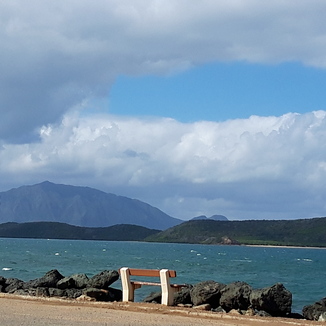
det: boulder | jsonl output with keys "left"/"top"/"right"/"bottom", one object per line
{"left": 174, "top": 285, "right": 193, "bottom": 305}
{"left": 64, "top": 288, "right": 83, "bottom": 299}
{"left": 57, "top": 276, "right": 75, "bottom": 290}
{"left": 0, "top": 276, "right": 6, "bottom": 285}
{"left": 143, "top": 291, "right": 161, "bottom": 304}
{"left": 36, "top": 287, "right": 49, "bottom": 297}
{"left": 48, "top": 288, "right": 65, "bottom": 297}
{"left": 255, "top": 310, "right": 272, "bottom": 317}
{"left": 190, "top": 280, "right": 226, "bottom": 308}
{"left": 107, "top": 287, "right": 122, "bottom": 302}
{"left": 57, "top": 273, "right": 89, "bottom": 290}
{"left": 250, "top": 283, "right": 292, "bottom": 316}
{"left": 76, "top": 294, "right": 96, "bottom": 301}
{"left": 24, "top": 269, "right": 64, "bottom": 288}
{"left": 83, "top": 288, "right": 110, "bottom": 301}
{"left": 82, "top": 287, "right": 121, "bottom": 302}
{"left": 71, "top": 273, "right": 89, "bottom": 289}
{"left": 4, "top": 278, "right": 24, "bottom": 293}
{"left": 302, "top": 298, "right": 326, "bottom": 321}
{"left": 220, "top": 281, "right": 252, "bottom": 312}
{"left": 87, "top": 270, "right": 119, "bottom": 289}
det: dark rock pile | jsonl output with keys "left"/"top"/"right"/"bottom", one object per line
{"left": 0, "top": 269, "right": 121, "bottom": 302}
{"left": 144, "top": 280, "right": 296, "bottom": 318}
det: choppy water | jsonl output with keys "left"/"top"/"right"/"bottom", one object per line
{"left": 0, "top": 238, "right": 325, "bottom": 312}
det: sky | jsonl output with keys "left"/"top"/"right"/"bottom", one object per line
{"left": 1, "top": 0, "right": 326, "bottom": 221}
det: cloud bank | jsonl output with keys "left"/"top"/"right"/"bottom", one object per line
{"left": 1, "top": 1, "right": 326, "bottom": 141}
{"left": 2, "top": 1, "right": 326, "bottom": 220}
{"left": 1, "top": 111, "right": 326, "bottom": 220}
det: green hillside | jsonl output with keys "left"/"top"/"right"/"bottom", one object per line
{"left": 0, "top": 222, "right": 160, "bottom": 241}
{"left": 145, "top": 218, "right": 326, "bottom": 247}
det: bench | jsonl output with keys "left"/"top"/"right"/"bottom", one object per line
{"left": 119, "top": 267, "right": 185, "bottom": 306}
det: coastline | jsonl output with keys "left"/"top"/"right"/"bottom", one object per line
{"left": 0, "top": 294, "right": 323, "bottom": 326}
{"left": 244, "top": 244, "right": 326, "bottom": 250}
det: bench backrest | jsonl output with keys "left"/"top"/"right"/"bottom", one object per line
{"left": 122, "top": 268, "right": 176, "bottom": 278}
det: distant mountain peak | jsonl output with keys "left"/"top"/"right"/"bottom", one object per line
{"left": 191, "top": 214, "right": 228, "bottom": 221}
{"left": 0, "top": 181, "right": 182, "bottom": 230}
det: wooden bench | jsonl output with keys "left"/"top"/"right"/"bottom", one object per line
{"left": 119, "top": 267, "right": 185, "bottom": 306}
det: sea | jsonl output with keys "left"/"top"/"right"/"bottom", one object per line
{"left": 0, "top": 238, "right": 325, "bottom": 313}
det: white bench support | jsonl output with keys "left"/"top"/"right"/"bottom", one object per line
{"left": 160, "top": 268, "right": 174, "bottom": 306}
{"left": 120, "top": 267, "right": 135, "bottom": 302}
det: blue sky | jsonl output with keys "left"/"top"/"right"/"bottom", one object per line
{"left": 108, "top": 62, "right": 326, "bottom": 122}
{"left": 1, "top": 1, "right": 326, "bottom": 222}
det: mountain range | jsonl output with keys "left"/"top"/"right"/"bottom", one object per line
{"left": 0, "top": 181, "right": 182, "bottom": 230}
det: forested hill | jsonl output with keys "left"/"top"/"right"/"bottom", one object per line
{"left": 0, "top": 222, "right": 160, "bottom": 241}
{"left": 145, "top": 217, "right": 326, "bottom": 247}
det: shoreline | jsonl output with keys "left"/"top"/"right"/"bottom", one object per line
{"left": 243, "top": 244, "right": 326, "bottom": 250}
{"left": 0, "top": 294, "right": 323, "bottom": 326}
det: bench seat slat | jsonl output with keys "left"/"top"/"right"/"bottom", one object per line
{"left": 132, "top": 281, "right": 161, "bottom": 286}
{"left": 128, "top": 268, "right": 176, "bottom": 278}
{"left": 131, "top": 281, "right": 186, "bottom": 288}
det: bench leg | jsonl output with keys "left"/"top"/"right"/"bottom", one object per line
{"left": 160, "top": 269, "right": 174, "bottom": 306}
{"left": 120, "top": 267, "right": 135, "bottom": 302}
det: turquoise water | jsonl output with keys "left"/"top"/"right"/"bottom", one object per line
{"left": 0, "top": 238, "right": 325, "bottom": 312}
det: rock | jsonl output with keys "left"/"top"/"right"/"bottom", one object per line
{"left": 87, "top": 270, "right": 119, "bottom": 289}
{"left": 0, "top": 276, "right": 6, "bottom": 285}
{"left": 76, "top": 294, "right": 96, "bottom": 301}
{"left": 4, "top": 278, "right": 24, "bottom": 293}
{"left": 220, "top": 236, "right": 240, "bottom": 245}
{"left": 64, "top": 288, "right": 83, "bottom": 299}
{"left": 190, "top": 280, "right": 226, "bottom": 308}
{"left": 143, "top": 291, "right": 161, "bottom": 304}
{"left": 302, "top": 297, "right": 326, "bottom": 321}
{"left": 192, "top": 303, "right": 211, "bottom": 311}
{"left": 228, "top": 309, "right": 242, "bottom": 315}
{"left": 24, "top": 269, "right": 64, "bottom": 288}
{"left": 57, "top": 276, "right": 75, "bottom": 290}
{"left": 48, "top": 288, "right": 65, "bottom": 297}
{"left": 36, "top": 287, "right": 49, "bottom": 297}
{"left": 83, "top": 288, "right": 110, "bottom": 301}
{"left": 57, "top": 273, "right": 89, "bottom": 290}
{"left": 244, "top": 308, "right": 255, "bottom": 316}
{"left": 71, "top": 273, "right": 89, "bottom": 289}
{"left": 212, "top": 306, "right": 226, "bottom": 313}
{"left": 174, "top": 285, "right": 193, "bottom": 305}
{"left": 250, "top": 283, "right": 292, "bottom": 317}
{"left": 319, "top": 312, "right": 326, "bottom": 322}
{"left": 255, "top": 310, "right": 272, "bottom": 317}
{"left": 82, "top": 287, "right": 121, "bottom": 302}
{"left": 107, "top": 287, "right": 122, "bottom": 302}
{"left": 220, "top": 281, "right": 252, "bottom": 312}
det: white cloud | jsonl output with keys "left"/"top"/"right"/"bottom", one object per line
{"left": 1, "top": 0, "right": 326, "bottom": 141}
{"left": 1, "top": 110, "right": 326, "bottom": 220}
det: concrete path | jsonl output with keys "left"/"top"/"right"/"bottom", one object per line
{"left": 0, "top": 295, "right": 321, "bottom": 326}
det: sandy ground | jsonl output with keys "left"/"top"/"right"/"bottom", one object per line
{"left": 0, "top": 294, "right": 323, "bottom": 326}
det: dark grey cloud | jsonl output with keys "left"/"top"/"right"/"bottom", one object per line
{"left": 1, "top": 1, "right": 326, "bottom": 142}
